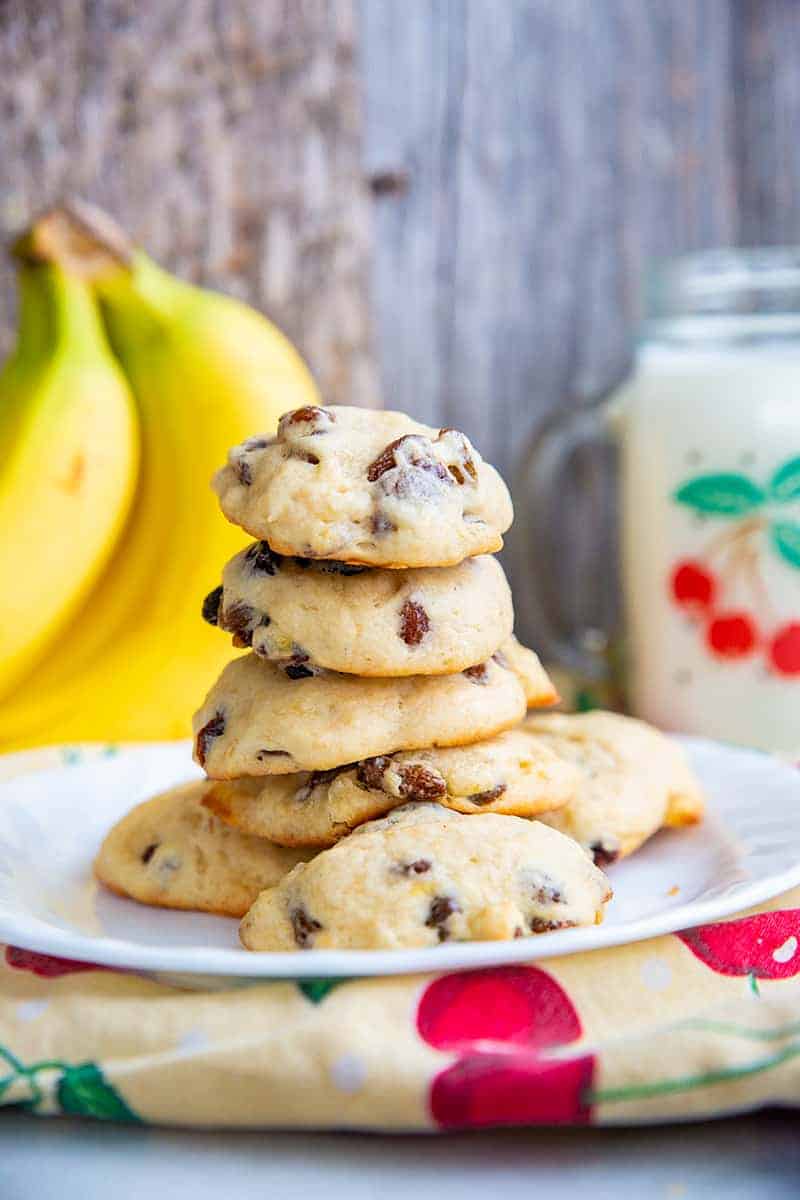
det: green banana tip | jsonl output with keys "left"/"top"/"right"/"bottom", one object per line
{"left": 10, "top": 200, "right": 134, "bottom": 278}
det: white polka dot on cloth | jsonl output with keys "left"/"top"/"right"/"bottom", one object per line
{"left": 15, "top": 999, "right": 49, "bottom": 1022}
{"left": 640, "top": 958, "right": 672, "bottom": 992}
{"left": 330, "top": 1053, "right": 367, "bottom": 1093}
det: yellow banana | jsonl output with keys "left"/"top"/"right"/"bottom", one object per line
{"left": 0, "top": 253, "right": 139, "bottom": 700}
{"left": 0, "top": 203, "right": 319, "bottom": 747}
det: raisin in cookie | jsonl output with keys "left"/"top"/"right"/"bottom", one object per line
{"left": 204, "top": 729, "right": 581, "bottom": 847}
{"left": 193, "top": 637, "right": 557, "bottom": 778}
{"left": 239, "top": 803, "right": 612, "bottom": 951}
{"left": 204, "top": 547, "right": 514, "bottom": 676}
{"left": 94, "top": 781, "right": 313, "bottom": 917}
{"left": 212, "top": 406, "right": 513, "bottom": 568}
{"left": 523, "top": 710, "right": 705, "bottom": 865}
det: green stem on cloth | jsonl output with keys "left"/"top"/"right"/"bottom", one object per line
{"left": 588, "top": 1039, "right": 800, "bottom": 1105}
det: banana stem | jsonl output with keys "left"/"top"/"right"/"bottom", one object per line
{"left": 10, "top": 201, "right": 185, "bottom": 349}
{"left": 11, "top": 200, "right": 132, "bottom": 281}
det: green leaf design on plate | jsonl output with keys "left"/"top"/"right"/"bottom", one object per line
{"left": 771, "top": 521, "right": 800, "bottom": 569}
{"left": 297, "top": 978, "right": 347, "bottom": 1005}
{"left": 770, "top": 456, "right": 800, "bottom": 502}
{"left": 56, "top": 1063, "right": 141, "bottom": 1123}
{"left": 674, "top": 473, "right": 765, "bottom": 515}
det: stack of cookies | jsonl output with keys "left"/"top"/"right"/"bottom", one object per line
{"left": 96, "top": 405, "right": 704, "bottom": 951}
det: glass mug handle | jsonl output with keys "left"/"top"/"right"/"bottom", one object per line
{"left": 514, "top": 384, "right": 626, "bottom": 684}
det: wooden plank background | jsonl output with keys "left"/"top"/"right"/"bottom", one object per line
{"left": 1, "top": 0, "right": 800, "bottom": 639}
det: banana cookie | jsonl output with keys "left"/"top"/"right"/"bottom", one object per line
{"left": 94, "top": 781, "right": 313, "bottom": 917}
{"left": 193, "top": 638, "right": 557, "bottom": 778}
{"left": 212, "top": 405, "right": 513, "bottom": 568}
{"left": 203, "top": 548, "right": 514, "bottom": 676}
{"left": 523, "top": 710, "right": 705, "bottom": 865}
{"left": 204, "top": 729, "right": 581, "bottom": 847}
{"left": 239, "top": 803, "right": 612, "bottom": 951}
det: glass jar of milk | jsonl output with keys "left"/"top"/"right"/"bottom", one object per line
{"left": 516, "top": 248, "right": 800, "bottom": 753}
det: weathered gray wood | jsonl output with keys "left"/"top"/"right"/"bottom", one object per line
{"left": 362, "top": 0, "right": 738, "bottom": 475}
{"left": 0, "top": 0, "right": 376, "bottom": 404}
{"left": 734, "top": 0, "right": 800, "bottom": 244}
{"left": 362, "top": 0, "right": 741, "bottom": 636}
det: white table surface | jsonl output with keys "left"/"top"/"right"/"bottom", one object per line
{"left": 1, "top": 1111, "right": 798, "bottom": 1200}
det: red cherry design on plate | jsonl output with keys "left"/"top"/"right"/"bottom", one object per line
{"left": 5, "top": 946, "right": 105, "bottom": 978}
{"left": 677, "top": 910, "right": 800, "bottom": 980}
{"left": 769, "top": 623, "right": 800, "bottom": 676}
{"left": 706, "top": 611, "right": 758, "bottom": 658}
{"left": 417, "top": 967, "right": 594, "bottom": 1129}
{"left": 671, "top": 560, "right": 716, "bottom": 611}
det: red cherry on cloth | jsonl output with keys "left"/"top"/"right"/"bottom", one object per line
{"left": 418, "top": 967, "right": 594, "bottom": 1130}
{"left": 5, "top": 946, "right": 105, "bottom": 978}
{"left": 430, "top": 1049, "right": 594, "bottom": 1130}
{"left": 671, "top": 560, "right": 716, "bottom": 610}
{"left": 417, "top": 965, "right": 582, "bottom": 1053}
{"left": 769, "top": 623, "right": 800, "bottom": 676}
{"left": 678, "top": 910, "right": 800, "bottom": 980}
{"left": 706, "top": 612, "right": 757, "bottom": 658}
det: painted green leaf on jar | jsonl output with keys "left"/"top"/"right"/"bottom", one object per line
{"left": 771, "top": 521, "right": 800, "bottom": 570}
{"left": 674, "top": 473, "right": 765, "bottom": 516}
{"left": 769, "top": 457, "right": 800, "bottom": 503}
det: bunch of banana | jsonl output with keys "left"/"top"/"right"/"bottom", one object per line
{"left": 0, "top": 202, "right": 320, "bottom": 748}
{"left": 0, "top": 247, "right": 139, "bottom": 701}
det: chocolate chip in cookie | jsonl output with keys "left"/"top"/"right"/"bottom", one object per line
{"left": 245, "top": 541, "right": 283, "bottom": 575}
{"left": 399, "top": 599, "right": 430, "bottom": 646}
{"left": 281, "top": 405, "right": 335, "bottom": 431}
{"left": 201, "top": 585, "right": 223, "bottom": 626}
{"left": 467, "top": 783, "right": 507, "bottom": 806}
{"left": 425, "top": 895, "right": 461, "bottom": 942}
{"left": 195, "top": 711, "right": 225, "bottom": 768}
{"left": 290, "top": 905, "right": 323, "bottom": 948}
{"left": 396, "top": 763, "right": 447, "bottom": 802}
{"left": 529, "top": 917, "right": 576, "bottom": 934}
{"left": 463, "top": 662, "right": 489, "bottom": 684}
{"left": 590, "top": 842, "right": 620, "bottom": 869}
{"left": 438, "top": 428, "right": 478, "bottom": 484}
{"left": 320, "top": 561, "right": 368, "bottom": 576}
{"left": 294, "top": 766, "right": 349, "bottom": 803}
{"left": 357, "top": 756, "right": 392, "bottom": 791}
{"left": 393, "top": 858, "right": 432, "bottom": 876}
{"left": 220, "top": 601, "right": 264, "bottom": 648}
{"left": 282, "top": 648, "right": 319, "bottom": 680}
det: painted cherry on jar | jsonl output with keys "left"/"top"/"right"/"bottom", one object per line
{"left": 417, "top": 965, "right": 594, "bottom": 1129}
{"left": 706, "top": 612, "right": 758, "bottom": 659}
{"left": 671, "top": 560, "right": 716, "bottom": 612}
{"left": 668, "top": 459, "right": 800, "bottom": 681}
{"left": 769, "top": 623, "right": 800, "bottom": 676}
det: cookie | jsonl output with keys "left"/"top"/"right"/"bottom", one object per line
{"left": 204, "top": 729, "right": 581, "bottom": 847}
{"left": 94, "top": 781, "right": 313, "bottom": 917}
{"left": 239, "top": 802, "right": 612, "bottom": 951}
{"left": 212, "top": 406, "right": 513, "bottom": 568}
{"left": 204, "top": 547, "right": 514, "bottom": 677}
{"left": 192, "top": 637, "right": 557, "bottom": 778}
{"left": 523, "top": 710, "right": 705, "bottom": 865}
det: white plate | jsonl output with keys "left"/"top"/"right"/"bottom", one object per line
{"left": 0, "top": 738, "right": 797, "bottom": 982}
